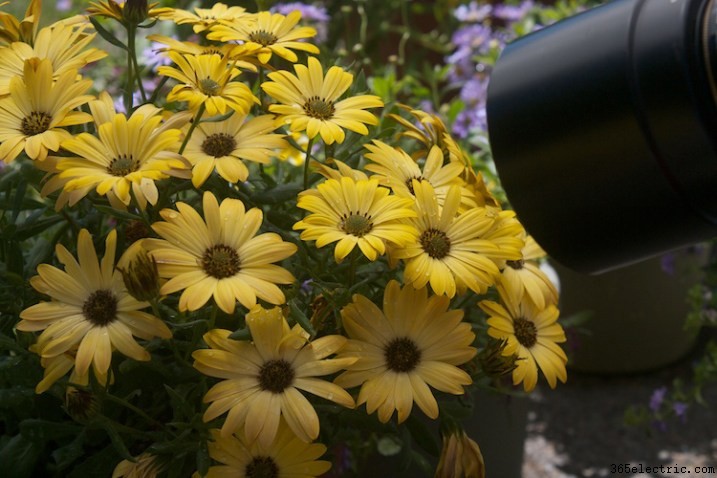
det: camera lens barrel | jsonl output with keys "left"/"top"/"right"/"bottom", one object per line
{"left": 487, "top": 0, "right": 717, "bottom": 273}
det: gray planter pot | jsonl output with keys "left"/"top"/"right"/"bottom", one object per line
{"left": 554, "top": 247, "right": 706, "bottom": 374}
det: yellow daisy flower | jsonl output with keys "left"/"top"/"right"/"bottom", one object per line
{"left": 363, "top": 140, "right": 467, "bottom": 203}
{"left": 56, "top": 108, "right": 191, "bottom": 210}
{"left": 29, "top": 346, "right": 98, "bottom": 394}
{"left": 261, "top": 57, "right": 383, "bottom": 144}
{"left": 392, "top": 181, "right": 522, "bottom": 297}
{"left": 0, "top": 22, "right": 107, "bottom": 96}
{"left": 500, "top": 236, "right": 559, "bottom": 309}
{"left": 0, "top": 0, "right": 40, "bottom": 46}
{"left": 199, "top": 425, "right": 331, "bottom": 478}
{"left": 158, "top": 52, "right": 257, "bottom": 116}
{"left": 389, "top": 105, "right": 464, "bottom": 163}
{"left": 143, "top": 191, "right": 297, "bottom": 314}
{"left": 293, "top": 177, "right": 418, "bottom": 262}
{"left": 313, "top": 157, "right": 369, "bottom": 182}
{"left": 207, "top": 10, "right": 319, "bottom": 64}
{"left": 147, "top": 34, "right": 258, "bottom": 72}
{"left": 0, "top": 58, "right": 92, "bottom": 163}
{"left": 479, "top": 285, "right": 568, "bottom": 392}
{"left": 17, "top": 229, "right": 172, "bottom": 383}
{"left": 192, "top": 306, "right": 355, "bottom": 446}
{"left": 153, "top": 3, "right": 251, "bottom": 33}
{"left": 182, "top": 112, "right": 288, "bottom": 188}
{"left": 334, "top": 280, "right": 477, "bottom": 423}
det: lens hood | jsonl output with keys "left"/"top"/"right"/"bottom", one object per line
{"left": 487, "top": 0, "right": 717, "bottom": 273}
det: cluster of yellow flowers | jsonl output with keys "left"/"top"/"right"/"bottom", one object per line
{"left": 3, "top": 1, "right": 568, "bottom": 476}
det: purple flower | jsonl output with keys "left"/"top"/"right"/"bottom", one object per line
{"left": 300, "top": 279, "right": 314, "bottom": 294}
{"left": 142, "top": 42, "right": 173, "bottom": 69}
{"left": 57, "top": 0, "right": 73, "bottom": 11}
{"left": 649, "top": 387, "right": 667, "bottom": 412}
{"left": 493, "top": 1, "right": 535, "bottom": 22}
{"left": 673, "top": 402, "right": 688, "bottom": 422}
{"left": 272, "top": 2, "right": 329, "bottom": 42}
{"left": 454, "top": 1, "right": 492, "bottom": 23}
{"left": 660, "top": 252, "right": 676, "bottom": 275}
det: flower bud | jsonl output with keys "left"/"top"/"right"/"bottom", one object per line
{"left": 123, "top": 0, "right": 148, "bottom": 25}
{"left": 64, "top": 387, "right": 100, "bottom": 424}
{"left": 477, "top": 338, "right": 519, "bottom": 379}
{"left": 118, "top": 246, "right": 160, "bottom": 301}
{"left": 435, "top": 429, "right": 485, "bottom": 478}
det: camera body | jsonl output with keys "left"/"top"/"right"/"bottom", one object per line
{"left": 487, "top": 0, "right": 717, "bottom": 273}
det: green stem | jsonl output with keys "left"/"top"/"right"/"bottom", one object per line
{"left": 124, "top": 23, "right": 137, "bottom": 112}
{"left": 348, "top": 250, "right": 358, "bottom": 288}
{"left": 149, "top": 75, "right": 170, "bottom": 104}
{"left": 178, "top": 103, "right": 206, "bottom": 155}
{"left": 302, "top": 136, "right": 316, "bottom": 191}
{"left": 103, "top": 392, "right": 166, "bottom": 431}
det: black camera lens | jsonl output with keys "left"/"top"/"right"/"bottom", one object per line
{"left": 487, "top": 0, "right": 717, "bottom": 274}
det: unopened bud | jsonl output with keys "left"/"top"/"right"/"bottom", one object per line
{"left": 123, "top": 0, "right": 148, "bottom": 25}
{"left": 65, "top": 387, "right": 100, "bottom": 424}
{"left": 477, "top": 338, "right": 519, "bottom": 379}
{"left": 118, "top": 247, "right": 160, "bottom": 301}
{"left": 435, "top": 429, "right": 485, "bottom": 478}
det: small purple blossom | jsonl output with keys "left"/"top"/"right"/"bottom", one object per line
{"left": 272, "top": 2, "right": 329, "bottom": 43}
{"left": 454, "top": 2, "right": 492, "bottom": 23}
{"left": 673, "top": 401, "right": 688, "bottom": 422}
{"left": 660, "top": 252, "right": 676, "bottom": 275}
{"left": 493, "top": 1, "right": 535, "bottom": 22}
{"left": 142, "top": 42, "right": 173, "bottom": 69}
{"left": 57, "top": 0, "right": 73, "bottom": 11}
{"left": 300, "top": 279, "right": 314, "bottom": 294}
{"left": 649, "top": 387, "right": 667, "bottom": 412}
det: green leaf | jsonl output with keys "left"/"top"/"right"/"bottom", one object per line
{"left": 0, "top": 434, "right": 41, "bottom": 478}
{"left": 289, "top": 298, "right": 315, "bottom": 336}
{"left": 13, "top": 216, "right": 64, "bottom": 241}
{"left": 93, "top": 417, "right": 134, "bottom": 462}
{"left": 20, "top": 418, "right": 82, "bottom": 443}
{"left": 405, "top": 415, "right": 440, "bottom": 457}
{"left": 228, "top": 327, "right": 251, "bottom": 340}
{"left": 251, "top": 183, "right": 302, "bottom": 204}
{"left": 67, "top": 444, "right": 120, "bottom": 478}
{"left": 196, "top": 437, "right": 210, "bottom": 477}
{"left": 51, "top": 432, "right": 86, "bottom": 471}
{"left": 93, "top": 205, "right": 142, "bottom": 221}
{"left": 88, "top": 16, "right": 128, "bottom": 51}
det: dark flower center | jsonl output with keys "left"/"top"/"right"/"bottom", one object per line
{"left": 384, "top": 337, "right": 422, "bottom": 373}
{"left": 82, "top": 289, "right": 118, "bottom": 326}
{"left": 258, "top": 359, "right": 295, "bottom": 393}
{"left": 202, "top": 244, "right": 241, "bottom": 279}
{"left": 506, "top": 259, "right": 525, "bottom": 270}
{"left": 246, "top": 456, "right": 279, "bottom": 478}
{"left": 420, "top": 229, "right": 451, "bottom": 259}
{"left": 303, "top": 96, "right": 335, "bottom": 120}
{"left": 199, "top": 77, "right": 221, "bottom": 96}
{"left": 340, "top": 212, "right": 373, "bottom": 237}
{"left": 21, "top": 111, "right": 52, "bottom": 136}
{"left": 248, "top": 29, "right": 279, "bottom": 46}
{"left": 513, "top": 317, "right": 538, "bottom": 348}
{"left": 107, "top": 154, "right": 139, "bottom": 177}
{"left": 201, "top": 133, "right": 237, "bottom": 158}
